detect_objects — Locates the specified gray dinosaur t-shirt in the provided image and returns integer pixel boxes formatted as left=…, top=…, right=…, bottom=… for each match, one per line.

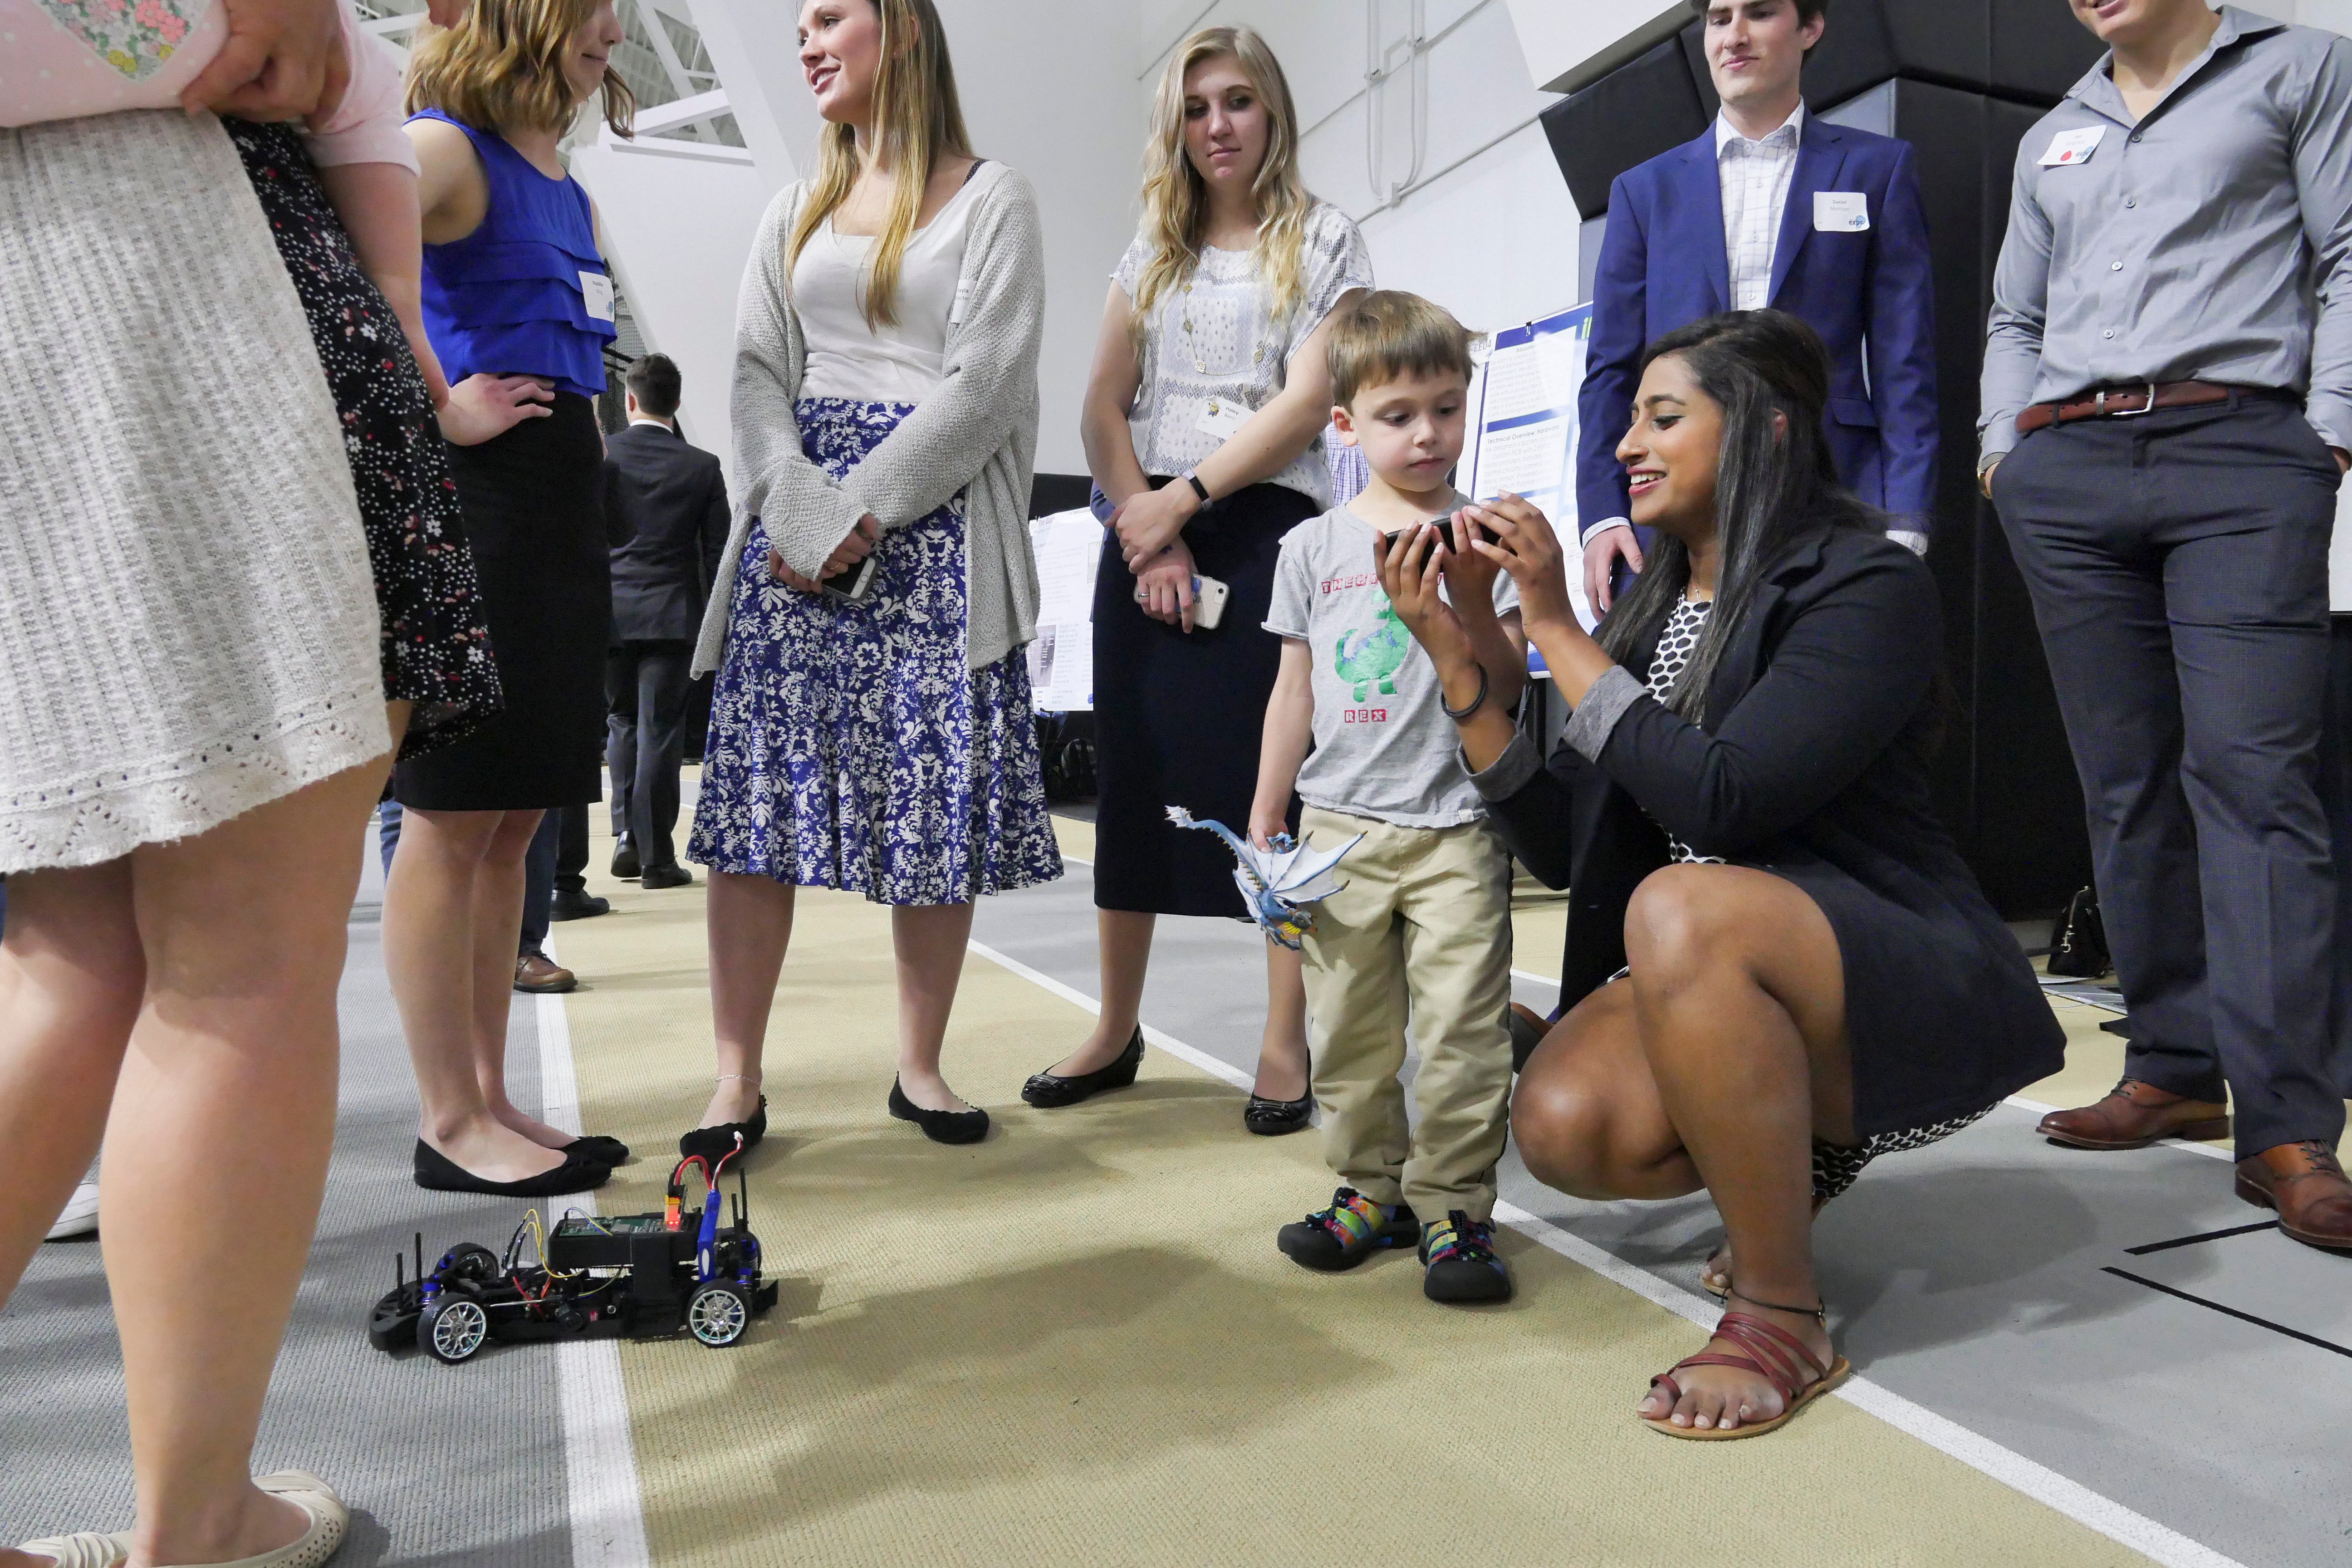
left=1264, top=501, right=1518, bottom=828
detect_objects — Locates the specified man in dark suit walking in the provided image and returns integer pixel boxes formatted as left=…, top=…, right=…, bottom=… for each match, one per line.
left=603, top=353, right=730, bottom=889
left=1576, top=0, right=1938, bottom=612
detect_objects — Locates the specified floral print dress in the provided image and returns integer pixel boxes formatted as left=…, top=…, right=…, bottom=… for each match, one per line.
left=689, top=398, right=1062, bottom=905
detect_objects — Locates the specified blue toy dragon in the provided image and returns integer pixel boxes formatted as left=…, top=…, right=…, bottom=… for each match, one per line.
left=1165, top=807, right=1363, bottom=950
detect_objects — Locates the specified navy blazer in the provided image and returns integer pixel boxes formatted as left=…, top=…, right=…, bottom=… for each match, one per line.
left=1487, top=527, right=2061, bottom=1136
left=604, top=421, right=732, bottom=646
left=1576, top=114, right=1939, bottom=537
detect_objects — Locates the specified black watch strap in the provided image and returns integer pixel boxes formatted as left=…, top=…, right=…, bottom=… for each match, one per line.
left=1184, top=471, right=1212, bottom=506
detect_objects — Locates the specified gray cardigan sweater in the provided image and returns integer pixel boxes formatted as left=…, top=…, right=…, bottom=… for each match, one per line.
left=694, top=165, right=1046, bottom=676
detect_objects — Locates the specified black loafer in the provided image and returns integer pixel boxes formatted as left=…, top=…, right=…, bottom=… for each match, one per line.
left=888, top=1078, right=990, bottom=1144
left=565, top=1134, right=630, bottom=1165
left=1021, top=1027, right=1144, bottom=1108
left=611, top=839, right=641, bottom=879
left=679, top=1097, right=767, bottom=1161
left=413, top=1139, right=610, bottom=1196
left=1244, top=1091, right=1313, bottom=1136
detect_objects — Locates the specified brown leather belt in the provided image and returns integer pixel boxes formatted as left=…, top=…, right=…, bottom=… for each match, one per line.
left=2015, top=380, right=2236, bottom=435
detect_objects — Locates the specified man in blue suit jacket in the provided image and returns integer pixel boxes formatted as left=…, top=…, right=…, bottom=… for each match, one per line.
left=1578, top=0, right=1937, bottom=612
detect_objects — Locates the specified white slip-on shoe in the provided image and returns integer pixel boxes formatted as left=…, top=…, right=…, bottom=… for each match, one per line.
left=148, top=1473, right=348, bottom=1568
left=14, top=1533, right=127, bottom=1568
left=44, top=1181, right=100, bottom=1241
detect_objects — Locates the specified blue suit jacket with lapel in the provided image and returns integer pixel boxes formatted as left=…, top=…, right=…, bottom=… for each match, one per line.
left=1575, top=112, right=1939, bottom=538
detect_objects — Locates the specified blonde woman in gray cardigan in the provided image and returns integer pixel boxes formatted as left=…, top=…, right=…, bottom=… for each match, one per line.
left=681, top=0, right=1060, bottom=1152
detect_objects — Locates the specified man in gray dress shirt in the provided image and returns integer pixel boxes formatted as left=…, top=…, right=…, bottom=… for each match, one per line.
left=1980, top=0, right=2352, bottom=1251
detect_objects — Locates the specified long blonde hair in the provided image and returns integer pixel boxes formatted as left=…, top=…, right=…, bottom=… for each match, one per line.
left=407, top=0, right=635, bottom=139
left=1131, top=27, right=1314, bottom=339
left=786, top=0, right=973, bottom=329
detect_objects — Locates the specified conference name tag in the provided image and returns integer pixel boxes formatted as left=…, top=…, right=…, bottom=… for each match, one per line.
left=1813, top=191, right=1870, bottom=232
left=2040, top=126, right=2106, bottom=167
left=1197, top=397, right=1250, bottom=441
left=580, top=271, right=616, bottom=321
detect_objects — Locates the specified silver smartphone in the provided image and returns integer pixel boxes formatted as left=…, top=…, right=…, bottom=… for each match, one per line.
left=1135, top=573, right=1229, bottom=629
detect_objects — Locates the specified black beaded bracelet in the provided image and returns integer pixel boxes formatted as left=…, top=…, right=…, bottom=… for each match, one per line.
left=1441, top=664, right=1489, bottom=721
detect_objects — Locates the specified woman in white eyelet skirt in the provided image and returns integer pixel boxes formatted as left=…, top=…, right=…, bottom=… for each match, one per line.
left=0, top=105, right=392, bottom=1568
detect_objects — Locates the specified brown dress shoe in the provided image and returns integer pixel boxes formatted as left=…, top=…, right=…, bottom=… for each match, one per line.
left=2038, top=1077, right=2229, bottom=1149
left=2236, top=1141, right=2352, bottom=1251
left=514, top=953, right=576, bottom=995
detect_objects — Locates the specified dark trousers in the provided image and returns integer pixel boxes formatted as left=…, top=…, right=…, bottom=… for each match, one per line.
left=606, top=640, right=693, bottom=870
left=1995, top=393, right=2345, bottom=1156
left=519, top=804, right=590, bottom=955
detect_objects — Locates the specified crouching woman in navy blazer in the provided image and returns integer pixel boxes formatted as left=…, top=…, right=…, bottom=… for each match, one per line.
left=1383, top=311, right=2058, bottom=1442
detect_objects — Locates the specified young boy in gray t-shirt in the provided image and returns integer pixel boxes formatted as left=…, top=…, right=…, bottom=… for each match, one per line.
left=1250, top=291, right=1528, bottom=1304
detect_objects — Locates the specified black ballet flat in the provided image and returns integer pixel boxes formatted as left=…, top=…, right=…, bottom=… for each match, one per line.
left=888, top=1079, right=990, bottom=1145
left=678, top=1097, right=767, bottom=1162
left=1021, top=1027, right=1144, bottom=1108
left=565, top=1134, right=630, bottom=1165
left=413, top=1139, right=610, bottom=1197
left=1243, top=1091, right=1313, bottom=1136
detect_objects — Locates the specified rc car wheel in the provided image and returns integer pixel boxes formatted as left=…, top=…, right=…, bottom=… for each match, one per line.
left=420, top=1296, right=490, bottom=1363
left=439, top=1243, right=502, bottom=1284
left=686, top=1282, right=751, bottom=1347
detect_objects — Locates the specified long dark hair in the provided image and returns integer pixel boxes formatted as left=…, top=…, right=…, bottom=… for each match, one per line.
left=1595, top=309, right=1882, bottom=718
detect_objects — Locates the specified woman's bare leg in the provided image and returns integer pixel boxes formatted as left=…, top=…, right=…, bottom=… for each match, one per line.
left=893, top=903, right=975, bottom=1112
left=1044, top=909, right=1155, bottom=1076
left=0, top=863, right=143, bottom=1311
left=700, top=871, right=794, bottom=1127
left=1510, top=864, right=1851, bottom=1435
left=1621, top=865, right=1849, bottom=1432
left=1251, top=940, right=1310, bottom=1100
left=0, top=760, right=392, bottom=1568
left=466, top=809, right=574, bottom=1149
left=383, top=806, right=562, bottom=1181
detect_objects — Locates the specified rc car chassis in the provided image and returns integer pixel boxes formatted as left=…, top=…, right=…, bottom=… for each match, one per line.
left=369, top=1150, right=777, bottom=1363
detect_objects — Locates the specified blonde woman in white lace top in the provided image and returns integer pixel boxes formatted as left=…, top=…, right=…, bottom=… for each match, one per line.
left=1022, top=26, right=1372, bottom=1130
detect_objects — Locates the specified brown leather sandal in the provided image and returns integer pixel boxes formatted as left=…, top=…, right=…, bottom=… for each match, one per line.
left=1641, top=1296, right=1850, bottom=1441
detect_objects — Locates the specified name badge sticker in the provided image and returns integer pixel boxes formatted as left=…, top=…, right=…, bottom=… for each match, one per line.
left=2040, top=126, right=2107, bottom=168
left=1197, top=397, right=1250, bottom=441
left=580, top=271, right=616, bottom=322
left=1813, top=191, right=1870, bottom=233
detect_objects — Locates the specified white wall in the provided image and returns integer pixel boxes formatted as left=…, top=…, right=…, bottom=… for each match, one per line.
left=571, top=136, right=769, bottom=482
left=1501, top=0, right=1683, bottom=94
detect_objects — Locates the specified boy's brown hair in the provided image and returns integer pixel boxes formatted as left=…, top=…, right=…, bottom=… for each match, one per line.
left=1325, top=290, right=1475, bottom=411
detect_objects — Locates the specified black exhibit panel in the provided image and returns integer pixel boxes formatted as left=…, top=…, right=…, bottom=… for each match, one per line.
left=1536, top=0, right=2107, bottom=918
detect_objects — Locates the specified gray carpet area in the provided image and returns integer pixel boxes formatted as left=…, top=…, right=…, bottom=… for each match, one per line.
left=972, top=854, right=2352, bottom=1568
left=0, top=835, right=574, bottom=1566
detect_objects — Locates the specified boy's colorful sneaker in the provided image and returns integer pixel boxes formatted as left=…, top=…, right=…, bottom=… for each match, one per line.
left=1277, top=1187, right=1420, bottom=1271
left=1420, top=1211, right=1513, bottom=1303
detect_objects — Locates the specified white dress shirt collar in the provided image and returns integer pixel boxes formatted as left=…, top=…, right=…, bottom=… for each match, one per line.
left=1715, top=98, right=1806, bottom=155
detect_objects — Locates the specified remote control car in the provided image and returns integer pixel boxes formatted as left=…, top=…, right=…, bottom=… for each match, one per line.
left=368, top=1147, right=776, bottom=1363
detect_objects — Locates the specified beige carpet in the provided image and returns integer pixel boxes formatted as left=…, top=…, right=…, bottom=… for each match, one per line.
left=549, top=813, right=2150, bottom=1567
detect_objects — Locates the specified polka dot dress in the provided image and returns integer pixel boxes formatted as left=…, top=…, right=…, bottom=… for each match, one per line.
left=1641, top=596, right=1723, bottom=865
left=222, top=120, right=503, bottom=761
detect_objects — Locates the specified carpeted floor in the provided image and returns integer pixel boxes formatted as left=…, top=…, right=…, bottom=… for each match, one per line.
left=548, top=814, right=2150, bottom=1568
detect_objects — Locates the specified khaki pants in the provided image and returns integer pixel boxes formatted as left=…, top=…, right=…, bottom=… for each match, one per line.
left=1298, top=805, right=1515, bottom=1223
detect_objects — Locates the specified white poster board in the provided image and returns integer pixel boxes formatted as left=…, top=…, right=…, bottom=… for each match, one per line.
left=1027, top=509, right=1102, bottom=712
left=1464, top=302, right=1601, bottom=633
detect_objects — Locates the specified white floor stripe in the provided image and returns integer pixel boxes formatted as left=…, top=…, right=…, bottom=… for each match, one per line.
left=970, top=938, right=2242, bottom=1568
left=535, top=937, right=654, bottom=1568
left=1511, top=968, right=1558, bottom=988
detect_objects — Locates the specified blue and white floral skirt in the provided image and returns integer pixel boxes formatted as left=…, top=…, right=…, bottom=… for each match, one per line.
left=688, top=398, right=1063, bottom=906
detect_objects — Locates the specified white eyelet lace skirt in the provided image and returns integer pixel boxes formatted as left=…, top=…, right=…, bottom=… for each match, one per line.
left=0, top=112, right=387, bottom=873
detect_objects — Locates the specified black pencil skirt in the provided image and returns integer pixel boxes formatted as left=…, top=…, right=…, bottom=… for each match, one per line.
left=1091, top=480, right=1318, bottom=916
left=393, top=393, right=610, bottom=811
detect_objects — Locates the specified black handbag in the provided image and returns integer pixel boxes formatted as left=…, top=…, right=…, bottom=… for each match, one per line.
left=2046, top=885, right=2112, bottom=979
